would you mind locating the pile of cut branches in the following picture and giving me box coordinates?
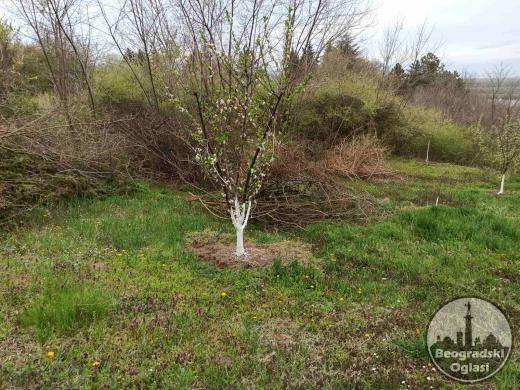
[0,110,130,227]
[194,180,380,228]
[193,134,394,227]
[322,134,394,180]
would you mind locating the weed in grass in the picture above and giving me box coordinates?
[271,260,321,287]
[394,337,429,359]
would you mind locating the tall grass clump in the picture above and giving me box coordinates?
[20,282,112,342]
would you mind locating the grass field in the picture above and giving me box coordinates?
[1,158,518,389]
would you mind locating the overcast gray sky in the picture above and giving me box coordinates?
[1,0,518,77]
[367,0,520,77]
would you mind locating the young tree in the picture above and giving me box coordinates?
[178,0,369,257]
[407,20,436,65]
[15,0,96,121]
[486,63,511,126]
[98,0,178,111]
[47,0,96,114]
[0,20,19,101]
[378,20,403,76]
[481,121,520,195]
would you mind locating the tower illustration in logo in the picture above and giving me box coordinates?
[427,297,512,383]
[464,301,472,348]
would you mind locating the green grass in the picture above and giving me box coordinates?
[20,281,112,343]
[0,161,518,388]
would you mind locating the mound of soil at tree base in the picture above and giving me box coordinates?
[187,230,313,268]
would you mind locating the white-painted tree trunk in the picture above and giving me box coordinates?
[230,197,252,257]
[435,196,439,206]
[235,226,245,256]
[426,140,430,163]
[497,174,505,195]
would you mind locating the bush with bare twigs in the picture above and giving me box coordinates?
[108,110,200,183]
[322,134,393,180]
[0,108,132,226]
[270,134,393,183]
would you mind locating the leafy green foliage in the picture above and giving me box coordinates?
[296,77,477,163]
[0,92,38,118]
[18,46,54,94]
[382,109,478,163]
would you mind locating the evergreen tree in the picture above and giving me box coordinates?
[406,52,449,89]
[389,63,406,90]
[406,59,422,88]
[390,63,405,79]
[336,33,359,58]
[301,43,316,68]
[420,52,442,83]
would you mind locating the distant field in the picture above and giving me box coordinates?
[1,158,519,388]
[469,78,520,101]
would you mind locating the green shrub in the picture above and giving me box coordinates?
[19,45,54,93]
[0,92,38,118]
[373,102,403,137]
[93,63,150,111]
[94,61,180,113]
[298,77,479,164]
[20,282,112,342]
[293,86,373,140]
[389,106,479,163]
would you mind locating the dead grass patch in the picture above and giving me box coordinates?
[258,318,321,351]
[186,230,313,268]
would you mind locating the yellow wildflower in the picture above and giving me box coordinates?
[92,361,101,367]
[220,292,227,297]
[47,351,55,358]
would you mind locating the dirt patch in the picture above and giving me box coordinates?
[187,230,313,268]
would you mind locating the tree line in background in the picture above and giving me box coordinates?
[0,0,519,249]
